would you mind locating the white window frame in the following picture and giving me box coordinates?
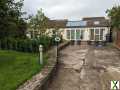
[66,28,86,41]
[92,28,105,41]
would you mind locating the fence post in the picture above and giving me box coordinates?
[39,45,43,65]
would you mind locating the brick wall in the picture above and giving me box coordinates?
[116,30,120,48]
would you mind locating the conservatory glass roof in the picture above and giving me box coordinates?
[66,21,87,27]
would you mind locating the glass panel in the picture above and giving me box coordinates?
[67,30,70,39]
[100,29,104,40]
[81,30,84,40]
[76,30,80,40]
[90,29,94,40]
[71,30,75,39]
[95,29,99,34]
[95,35,99,41]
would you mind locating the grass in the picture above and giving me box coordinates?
[0,50,48,90]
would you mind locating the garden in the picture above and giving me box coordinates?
[0,50,48,90]
[0,36,53,53]
[0,0,60,90]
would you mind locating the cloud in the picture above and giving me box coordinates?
[23,0,119,20]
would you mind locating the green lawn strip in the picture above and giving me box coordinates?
[0,50,48,90]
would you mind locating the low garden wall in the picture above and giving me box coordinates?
[17,41,70,90]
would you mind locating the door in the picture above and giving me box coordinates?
[90,29,104,41]
[95,29,100,41]
[76,30,84,40]
[80,30,84,40]
[76,30,80,40]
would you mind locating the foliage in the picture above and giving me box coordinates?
[0,50,48,90]
[0,37,52,52]
[28,9,49,38]
[0,0,27,39]
[107,6,120,30]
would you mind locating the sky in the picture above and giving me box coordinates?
[23,0,120,20]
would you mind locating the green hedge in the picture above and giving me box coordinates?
[0,36,54,53]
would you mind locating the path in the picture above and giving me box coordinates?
[47,45,120,90]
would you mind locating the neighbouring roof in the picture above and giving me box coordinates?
[48,17,110,28]
[82,17,105,21]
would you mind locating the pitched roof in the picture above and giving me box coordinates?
[47,19,67,28]
[82,17,110,27]
[82,17,105,21]
[47,17,110,28]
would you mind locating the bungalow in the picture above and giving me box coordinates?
[27,17,110,45]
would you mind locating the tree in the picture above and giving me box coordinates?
[28,9,49,38]
[17,19,27,38]
[0,0,27,39]
[107,6,120,30]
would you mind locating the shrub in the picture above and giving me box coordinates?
[0,36,53,53]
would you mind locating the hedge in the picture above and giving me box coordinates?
[0,36,55,53]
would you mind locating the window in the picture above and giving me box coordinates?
[94,28,104,41]
[95,29,99,34]
[76,30,80,40]
[90,29,94,40]
[81,30,84,39]
[94,21,100,25]
[100,29,104,40]
[95,35,99,41]
[67,30,70,39]
[71,30,75,40]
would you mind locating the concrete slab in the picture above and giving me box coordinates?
[47,45,120,90]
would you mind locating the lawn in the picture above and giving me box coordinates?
[0,50,47,90]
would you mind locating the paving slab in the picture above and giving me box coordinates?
[47,45,120,90]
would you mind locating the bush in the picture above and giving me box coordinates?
[0,36,53,53]
[38,36,52,51]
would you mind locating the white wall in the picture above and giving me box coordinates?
[27,27,110,41]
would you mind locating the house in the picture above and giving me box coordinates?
[27,17,110,44]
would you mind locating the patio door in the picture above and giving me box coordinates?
[90,29,104,41]
[67,29,85,40]
[76,30,84,40]
[76,30,81,40]
[95,29,100,41]
[81,30,84,40]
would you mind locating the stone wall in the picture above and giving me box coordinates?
[17,41,70,90]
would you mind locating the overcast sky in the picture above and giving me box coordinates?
[23,0,120,20]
